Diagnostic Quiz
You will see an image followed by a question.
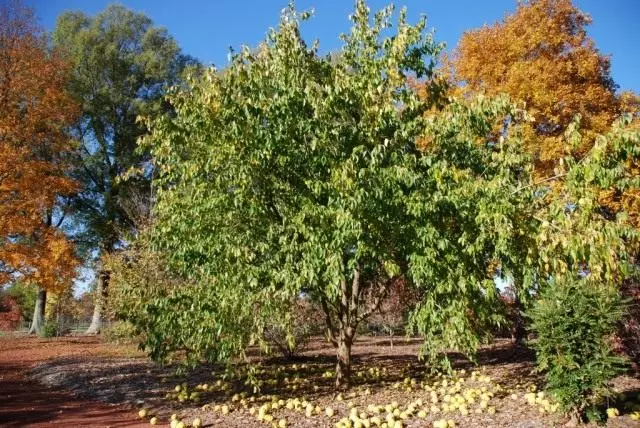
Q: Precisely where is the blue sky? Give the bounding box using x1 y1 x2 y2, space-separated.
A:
28 0 640 93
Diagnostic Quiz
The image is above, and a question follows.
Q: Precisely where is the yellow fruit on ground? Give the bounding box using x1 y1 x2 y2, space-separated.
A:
138 409 148 418
433 420 447 428
606 408 619 418
176 422 186 428
149 417 158 425
192 417 203 428
221 405 230 415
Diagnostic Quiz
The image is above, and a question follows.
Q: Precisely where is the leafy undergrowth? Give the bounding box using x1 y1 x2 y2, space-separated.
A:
28 337 640 427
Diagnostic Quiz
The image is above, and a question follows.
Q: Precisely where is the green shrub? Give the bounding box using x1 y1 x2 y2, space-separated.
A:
528 280 627 420
40 320 60 338
103 320 140 345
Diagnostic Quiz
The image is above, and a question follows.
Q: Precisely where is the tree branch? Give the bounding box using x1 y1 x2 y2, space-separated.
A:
511 173 567 195
320 298 338 347
357 278 391 323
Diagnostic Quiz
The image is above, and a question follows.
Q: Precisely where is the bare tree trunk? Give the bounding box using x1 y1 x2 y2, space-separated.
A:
321 259 392 390
28 288 46 335
335 328 353 390
86 270 109 334
512 295 526 346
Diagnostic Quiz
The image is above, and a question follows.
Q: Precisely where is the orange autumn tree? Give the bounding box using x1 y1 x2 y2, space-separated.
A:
0 1 79 334
452 0 622 178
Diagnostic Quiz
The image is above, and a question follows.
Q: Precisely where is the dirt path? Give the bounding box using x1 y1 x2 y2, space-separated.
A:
0 335 147 427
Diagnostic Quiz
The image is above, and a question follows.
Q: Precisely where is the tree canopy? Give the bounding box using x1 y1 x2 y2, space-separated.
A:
140 1 545 388
0 0 79 292
452 0 621 178
52 4 196 333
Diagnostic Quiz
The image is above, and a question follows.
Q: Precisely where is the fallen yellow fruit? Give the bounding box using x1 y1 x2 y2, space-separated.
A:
192 417 203 428
433 419 448 428
606 408 619 418
138 409 148 418
149 417 158 425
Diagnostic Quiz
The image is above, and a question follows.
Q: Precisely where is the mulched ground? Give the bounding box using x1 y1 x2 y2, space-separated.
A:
0 335 148 427
0 334 639 427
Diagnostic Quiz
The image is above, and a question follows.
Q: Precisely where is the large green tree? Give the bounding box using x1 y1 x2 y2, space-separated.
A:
141 1 536 389
52 5 195 334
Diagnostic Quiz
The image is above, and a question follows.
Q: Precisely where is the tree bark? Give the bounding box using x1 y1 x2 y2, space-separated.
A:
335 328 354 390
321 260 394 390
85 270 109 334
28 287 46 335
512 295 526 345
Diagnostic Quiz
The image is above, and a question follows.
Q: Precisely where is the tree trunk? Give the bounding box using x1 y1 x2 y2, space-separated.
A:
322 260 390 390
335 329 354 390
28 287 46 335
86 270 109 334
512 295 526 346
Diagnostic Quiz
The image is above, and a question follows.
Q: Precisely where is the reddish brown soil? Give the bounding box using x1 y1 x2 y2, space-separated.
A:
0 335 639 427
0 335 147 427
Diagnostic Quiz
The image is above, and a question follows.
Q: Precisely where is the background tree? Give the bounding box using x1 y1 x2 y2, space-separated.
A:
52 5 195 334
450 0 640 346
0 0 79 334
452 0 620 177
142 2 535 389
1 280 37 324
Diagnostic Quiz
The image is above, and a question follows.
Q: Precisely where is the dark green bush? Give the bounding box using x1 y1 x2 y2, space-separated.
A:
40 320 60 338
528 280 627 420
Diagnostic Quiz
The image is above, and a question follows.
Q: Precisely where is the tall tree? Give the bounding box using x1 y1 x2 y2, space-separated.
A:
52 5 195 334
451 0 639 345
141 2 535 389
0 0 79 334
452 0 620 178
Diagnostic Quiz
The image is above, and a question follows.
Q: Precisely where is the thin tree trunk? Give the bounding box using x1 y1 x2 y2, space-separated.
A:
512 295 526 346
86 270 109 334
28 287 46 335
323 259 391 390
335 328 354 390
